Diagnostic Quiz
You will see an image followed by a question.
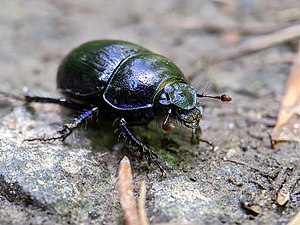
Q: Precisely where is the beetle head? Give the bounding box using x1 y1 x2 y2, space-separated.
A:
159 83 203 129
159 83 232 131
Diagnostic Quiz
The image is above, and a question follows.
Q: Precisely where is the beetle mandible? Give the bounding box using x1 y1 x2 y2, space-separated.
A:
23 40 232 165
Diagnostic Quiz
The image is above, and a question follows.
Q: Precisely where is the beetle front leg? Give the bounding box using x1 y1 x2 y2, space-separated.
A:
118 118 153 160
25 107 99 142
191 127 214 148
118 118 165 174
119 118 161 162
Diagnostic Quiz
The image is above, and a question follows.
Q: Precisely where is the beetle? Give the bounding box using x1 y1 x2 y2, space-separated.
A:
20 40 231 166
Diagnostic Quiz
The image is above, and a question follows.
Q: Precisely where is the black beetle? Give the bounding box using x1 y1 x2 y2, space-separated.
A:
16 40 231 167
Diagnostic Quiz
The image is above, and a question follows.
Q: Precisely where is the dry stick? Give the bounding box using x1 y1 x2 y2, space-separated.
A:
224 158 274 191
224 158 263 172
165 17 283 35
212 23 300 62
138 181 149 225
118 156 140 225
190 23 300 79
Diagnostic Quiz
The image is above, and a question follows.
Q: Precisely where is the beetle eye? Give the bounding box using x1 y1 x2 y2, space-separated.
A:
159 92 171 105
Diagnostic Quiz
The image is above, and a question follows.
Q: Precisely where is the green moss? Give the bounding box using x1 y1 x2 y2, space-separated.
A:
79 120 197 168
133 122 197 168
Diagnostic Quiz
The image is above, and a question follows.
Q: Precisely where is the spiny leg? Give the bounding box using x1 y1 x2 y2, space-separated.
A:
118 118 165 173
118 118 152 160
24 107 99 142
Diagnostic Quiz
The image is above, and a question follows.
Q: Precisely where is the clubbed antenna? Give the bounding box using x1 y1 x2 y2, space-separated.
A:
197 93 232 102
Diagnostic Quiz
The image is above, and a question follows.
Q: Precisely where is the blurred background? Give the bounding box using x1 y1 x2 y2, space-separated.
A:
1 0 299 91
0 1 300 224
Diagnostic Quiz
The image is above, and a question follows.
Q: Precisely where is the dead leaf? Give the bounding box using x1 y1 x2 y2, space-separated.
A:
272 41 300 144
287 209 300 225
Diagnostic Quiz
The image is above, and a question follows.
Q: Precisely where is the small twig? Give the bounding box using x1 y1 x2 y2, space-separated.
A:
224 158 263 172
163 17 285 35
190 24 300 78
138 181 149 225
210 23 300 63
249 179 269 190
118 156 140 225
273 167 288 192
268 132 298 149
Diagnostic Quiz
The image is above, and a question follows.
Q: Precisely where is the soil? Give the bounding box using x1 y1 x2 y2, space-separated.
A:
0 0 299 224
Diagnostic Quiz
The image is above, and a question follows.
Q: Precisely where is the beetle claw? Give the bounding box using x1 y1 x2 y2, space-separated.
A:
199 138 215 149
143 145 166 175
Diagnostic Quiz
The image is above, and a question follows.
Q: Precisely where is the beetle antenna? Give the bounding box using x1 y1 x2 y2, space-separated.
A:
197 93 232 102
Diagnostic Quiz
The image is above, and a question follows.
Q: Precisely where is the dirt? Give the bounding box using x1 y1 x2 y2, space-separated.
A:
0 0 299 224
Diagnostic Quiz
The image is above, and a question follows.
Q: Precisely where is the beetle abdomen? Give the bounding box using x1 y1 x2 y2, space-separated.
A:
57 40 149 96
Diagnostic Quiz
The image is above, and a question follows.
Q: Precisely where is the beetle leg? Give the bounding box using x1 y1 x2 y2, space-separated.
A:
24 107 99 142
118 118 149 158
0 89 86 110
24 94 86 110
119 119 166 174
22 86 86 110
191 128 214 149
118 118 164 167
